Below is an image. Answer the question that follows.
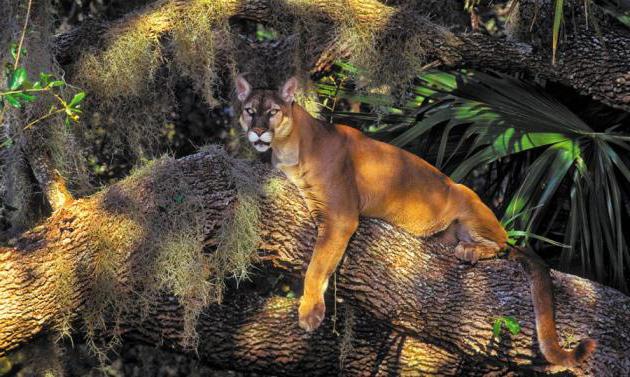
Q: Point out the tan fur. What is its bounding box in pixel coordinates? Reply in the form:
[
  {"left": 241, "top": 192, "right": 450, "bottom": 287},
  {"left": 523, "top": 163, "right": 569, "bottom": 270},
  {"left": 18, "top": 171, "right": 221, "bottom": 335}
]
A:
[{"left": 234, "top": 75, "right": 595, "bottom": 367}]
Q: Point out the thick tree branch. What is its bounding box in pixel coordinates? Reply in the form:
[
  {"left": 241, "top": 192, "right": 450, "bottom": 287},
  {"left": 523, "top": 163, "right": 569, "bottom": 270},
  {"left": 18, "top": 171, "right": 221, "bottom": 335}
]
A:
[
  {"left": 0, "top": 150, "right": 629, "bottom": 375},
  {"left": 53, "top": 0, "right": 630, "bottom": 111}
]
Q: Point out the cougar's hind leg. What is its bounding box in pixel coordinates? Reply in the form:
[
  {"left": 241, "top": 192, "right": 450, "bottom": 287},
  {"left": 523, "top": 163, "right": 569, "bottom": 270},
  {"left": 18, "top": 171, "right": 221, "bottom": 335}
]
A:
[
  {"left": 454, "top": 236, "right": 501, "bottom": 264},
  {"left": 450, "top": 221, "right": 499, "bottom": 264},
  {"left": 435, "top": 221, "right": 459, "bottom": 246},
  {"left": 450, "top": 184, "right": 508, "bottom": 263}
]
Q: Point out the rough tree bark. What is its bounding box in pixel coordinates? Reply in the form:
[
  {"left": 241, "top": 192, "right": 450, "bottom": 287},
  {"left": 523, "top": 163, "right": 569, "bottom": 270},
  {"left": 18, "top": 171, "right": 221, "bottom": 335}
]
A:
[
  {"left": 119, "top": 294, "right": 517, "bottom": 376},
  {"left": 1, "top": 150, "right": 629, "bottom": 376}
]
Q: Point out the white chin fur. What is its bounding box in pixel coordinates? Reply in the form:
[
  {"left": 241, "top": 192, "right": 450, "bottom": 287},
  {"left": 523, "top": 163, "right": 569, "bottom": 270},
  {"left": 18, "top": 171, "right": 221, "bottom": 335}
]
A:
[{"left": 253, "top": 143, "right": 270, "bottom": 152}]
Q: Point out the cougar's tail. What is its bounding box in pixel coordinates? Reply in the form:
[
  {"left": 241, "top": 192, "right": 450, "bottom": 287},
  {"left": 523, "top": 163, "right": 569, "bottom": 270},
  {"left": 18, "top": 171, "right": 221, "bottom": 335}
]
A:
[{"left": 507, "top": 246, "right": 596, "bottom": 367}]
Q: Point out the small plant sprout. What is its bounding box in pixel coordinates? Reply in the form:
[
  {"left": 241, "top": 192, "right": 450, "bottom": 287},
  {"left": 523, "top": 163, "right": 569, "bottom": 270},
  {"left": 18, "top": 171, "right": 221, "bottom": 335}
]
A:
[{"left": 492, "top": 316, "right": 522, "bottom": 340}]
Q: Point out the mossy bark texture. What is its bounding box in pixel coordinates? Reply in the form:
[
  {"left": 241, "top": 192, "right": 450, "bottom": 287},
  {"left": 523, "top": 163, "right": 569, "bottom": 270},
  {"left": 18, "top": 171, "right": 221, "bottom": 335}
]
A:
[{"left": 1, "top": 151, "right": 629, "bottom": 376}]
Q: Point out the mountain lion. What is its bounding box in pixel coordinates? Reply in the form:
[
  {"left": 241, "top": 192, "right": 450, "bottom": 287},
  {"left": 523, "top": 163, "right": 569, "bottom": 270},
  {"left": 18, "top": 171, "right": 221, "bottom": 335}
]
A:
[{"left": 234, "top": 74, "right": 595, "bottom": 367}]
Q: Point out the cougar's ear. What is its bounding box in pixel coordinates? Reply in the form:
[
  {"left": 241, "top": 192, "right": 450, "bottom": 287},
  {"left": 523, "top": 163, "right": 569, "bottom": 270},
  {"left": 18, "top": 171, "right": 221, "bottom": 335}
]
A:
[
  {"left": 235, "top": 74, "right": 252, "bottom": 102},
  {"left": 280, "top": 76, "right": 298, "bottom": 104}
]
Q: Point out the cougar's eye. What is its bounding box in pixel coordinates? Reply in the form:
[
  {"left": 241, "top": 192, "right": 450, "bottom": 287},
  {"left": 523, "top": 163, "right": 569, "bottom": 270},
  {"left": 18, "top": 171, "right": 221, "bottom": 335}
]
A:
[
  {"left": 268, "top": 109, "right": 278, "bottom": 116},
  {"left": 245, "top": 108, "right": 255, "bottom": 116}
]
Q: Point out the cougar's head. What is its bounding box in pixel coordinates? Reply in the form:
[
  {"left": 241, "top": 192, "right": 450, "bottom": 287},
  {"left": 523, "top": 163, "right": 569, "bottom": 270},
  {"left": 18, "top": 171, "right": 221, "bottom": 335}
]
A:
[{"left": 235, "top": 74, "right": 298, "bottom": 153}]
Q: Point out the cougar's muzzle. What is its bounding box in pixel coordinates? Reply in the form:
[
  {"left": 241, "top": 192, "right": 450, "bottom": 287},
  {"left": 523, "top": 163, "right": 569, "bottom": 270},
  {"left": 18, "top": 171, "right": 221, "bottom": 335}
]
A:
[{"left": 248, "top": 127, "right": 273, "bottom": 152}]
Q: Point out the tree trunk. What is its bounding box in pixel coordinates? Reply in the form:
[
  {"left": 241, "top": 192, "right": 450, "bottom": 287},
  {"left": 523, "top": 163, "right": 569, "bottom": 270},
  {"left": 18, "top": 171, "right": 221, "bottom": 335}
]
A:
[
  {"left": 1, "top": 149, "right": 629, "bottom": 375},
  {"left": 1, "top": 0, "right": 84, "bottom": 237}
]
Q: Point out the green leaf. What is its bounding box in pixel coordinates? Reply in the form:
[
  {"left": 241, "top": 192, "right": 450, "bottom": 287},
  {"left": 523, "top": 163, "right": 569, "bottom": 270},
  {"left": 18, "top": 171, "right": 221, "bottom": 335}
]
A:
[
  {"left": 419, "top": 71, "right": 458, "bottom": 92},
  {"left": 9, "top": 43, "right": 18, "bottom": 60},
  {"left": 9, "top": 43, "right": 26, "bottom": 60},
  {"left": 448, "top": 71, "right": 590, "bottom": 133},
  {"left": 502, "top": 205, "right": 544, "bottom": 227},
  {"left": 335, "top": 61, "right": 359, "bottom": 75},
  {"left": 450, "top": 131, "right": 569, "bottom": 182},
  {"left": 492, "top": 316, "right": 521, "bottom": 339},
  {"left": 256, "top": 28, "right": 277, "bottom": 42},
  {"left": 68, "top": 91, "right": 86, "bottom": 108},
  {"left": 618, "top": 14, "right": 630, "bottom": 27},
  {"left": 1, "top": 137, "right": 13, "bottom": 148},
  {"left": 391, "top": 110, "right": 453, "bottom": 147},
  {"left": 502, "top": 316, "right": 521, "bottom": 335},
  {"left": 552, "top": 0, "right": 564, "bottom": 64},
  {"left": 522, "top": 143, "right": 578, "bottom": 232},
  {"left": 501, "top": 146, "right": 574, "bottom": 229},
  {"left": 492, "top": 319, "right": 502, "bottom": 338},
  {"left": 4, "top": 94, "right": 21, "bottom": 108},
  {"left": 8, "top": 67, "right": 27, "bottom": 90},
  {"left": 48, "top": 80, "right": 64, "bottom": 88},
  {"left": 508, "top": 230, "right": 571, "bottom": 248},
  {"left": 15, "top": 92, "right": 36, "bottom": 102},
  {"left": 39, "top": 73, "right": 52, "bottom": 86}
]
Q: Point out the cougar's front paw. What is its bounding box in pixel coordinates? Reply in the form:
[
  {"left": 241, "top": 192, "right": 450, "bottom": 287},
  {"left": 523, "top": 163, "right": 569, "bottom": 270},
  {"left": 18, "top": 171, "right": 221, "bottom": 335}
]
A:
[
  {"left": 298, "top": 296, "right": 326, "bottom": 332},
  {"left": 455, "top": 242, "right": 481, "bottom": 264}
]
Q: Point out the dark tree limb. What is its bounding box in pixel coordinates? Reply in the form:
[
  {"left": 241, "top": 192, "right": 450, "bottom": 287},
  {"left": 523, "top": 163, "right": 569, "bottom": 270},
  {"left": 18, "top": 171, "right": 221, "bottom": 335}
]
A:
[
  {"left": 1, "top": 150, "right": 629, "bottom": 375},
  {"left": 53, "top": 0, "right": 630, "bottom": 111}
]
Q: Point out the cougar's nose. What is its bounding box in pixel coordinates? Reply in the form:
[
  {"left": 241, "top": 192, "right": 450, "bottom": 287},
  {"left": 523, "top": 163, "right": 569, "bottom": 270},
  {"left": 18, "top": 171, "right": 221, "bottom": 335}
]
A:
[{"left": 252, "top": 127, "right": 265, "bottom": 136}]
